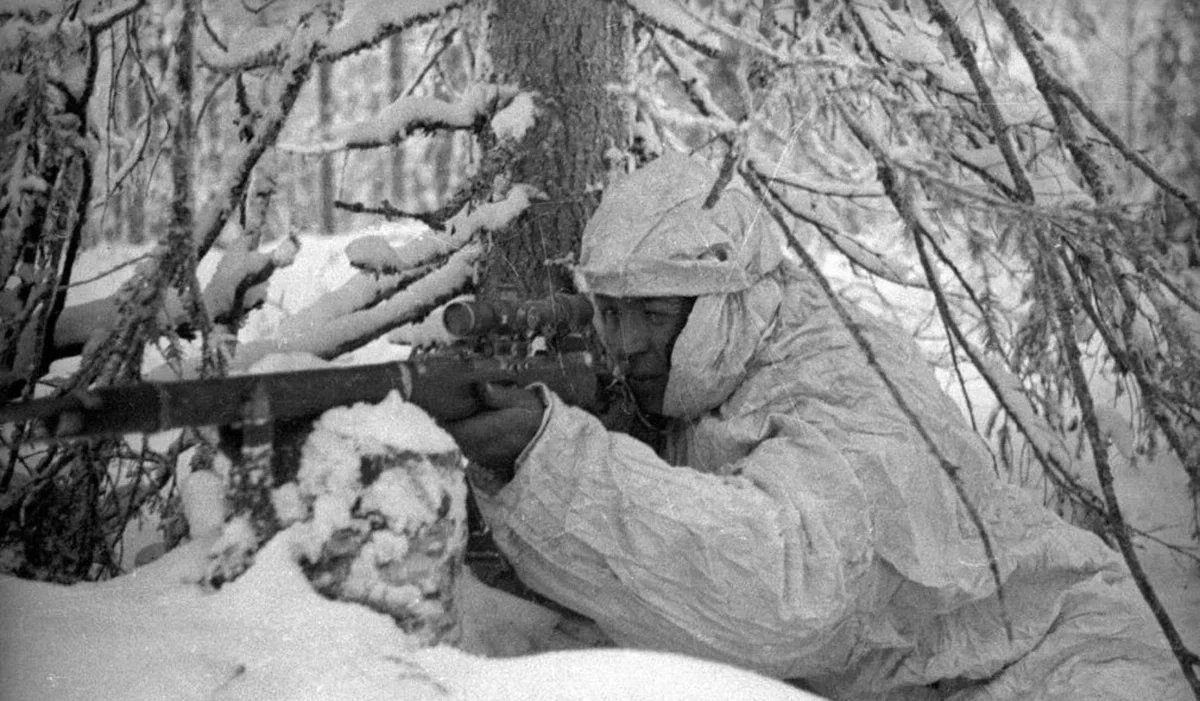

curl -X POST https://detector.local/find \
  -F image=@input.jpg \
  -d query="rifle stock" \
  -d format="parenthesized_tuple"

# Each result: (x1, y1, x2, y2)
(0, 353, 602, 441)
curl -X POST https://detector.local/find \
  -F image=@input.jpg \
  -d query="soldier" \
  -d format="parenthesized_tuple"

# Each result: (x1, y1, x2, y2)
(445, 153, 1185, 699)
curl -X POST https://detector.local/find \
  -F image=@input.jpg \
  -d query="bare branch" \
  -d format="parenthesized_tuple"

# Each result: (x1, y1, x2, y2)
(81, 0, 144, 34)
(743, 162, 1014, 641)
(202, 0, 467, 72)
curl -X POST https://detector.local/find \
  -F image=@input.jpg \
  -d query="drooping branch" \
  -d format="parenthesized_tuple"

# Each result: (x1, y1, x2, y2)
(61, 8, 329, 394)
(623, 0, 724, 57)
(653, 37, 736, 129)
(742, 163, 1014, 641)
(335, 136, 521, 229)
(923, 0, 1034, 204)
(1058, 85, 1200, 219)
(230, 243, 480, 370)
(1039, 241, 1200, 686)
(275, 84, 521, 154)
(991, 0, 1200, 498)
(193, 16, 327, 258)
(222, 182, 542, 370)
(201, 0, 467, 72)
(925, 3, 1200, 687)
(842, 142, 1111, 537)
(747, 161, 923, 288)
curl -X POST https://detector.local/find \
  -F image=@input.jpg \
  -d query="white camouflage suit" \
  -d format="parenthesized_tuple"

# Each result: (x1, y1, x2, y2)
(474, 154, 1187, 699)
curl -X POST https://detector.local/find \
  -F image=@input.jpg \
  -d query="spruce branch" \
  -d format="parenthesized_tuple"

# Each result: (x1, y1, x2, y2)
(749, 167, 925, 289)
(923, 0, 1034, 204)
(990, 0, 1199, 503)
(967, 4, 1200, 687)
(742, 163, 1014, 642)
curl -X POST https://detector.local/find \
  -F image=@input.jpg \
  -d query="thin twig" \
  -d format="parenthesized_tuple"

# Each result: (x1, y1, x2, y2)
(743, 163, 1014, 641)
(990, 0, 1200, 689)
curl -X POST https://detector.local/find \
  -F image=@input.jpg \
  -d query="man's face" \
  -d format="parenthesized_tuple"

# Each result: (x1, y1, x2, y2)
(594, 295, 695, 416)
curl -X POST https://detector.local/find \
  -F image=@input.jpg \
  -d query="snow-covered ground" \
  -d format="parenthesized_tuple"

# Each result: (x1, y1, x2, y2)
(0, 531, 815, 700)
(5, 232, 821, 701)
(4, 230, 1197, 699)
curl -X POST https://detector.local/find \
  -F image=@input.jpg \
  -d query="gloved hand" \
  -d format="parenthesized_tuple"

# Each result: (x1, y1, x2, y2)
(444, 383, 545, 492)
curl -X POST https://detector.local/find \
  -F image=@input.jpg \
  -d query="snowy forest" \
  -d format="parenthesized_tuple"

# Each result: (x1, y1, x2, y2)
(1, 0, 1198, 698)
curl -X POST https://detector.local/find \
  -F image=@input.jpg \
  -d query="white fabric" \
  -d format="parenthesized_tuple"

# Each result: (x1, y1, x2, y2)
(479, 154, 1186, 699)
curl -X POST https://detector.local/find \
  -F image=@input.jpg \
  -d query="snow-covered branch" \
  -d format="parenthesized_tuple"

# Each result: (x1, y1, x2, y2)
(232, 243, 481, 369)
(744, 159, 920, 288)
(81, 0, 145, 34)
(278, 84, 523, 154)
(653, 38, 736, 130)
(228, 182, 542, 368)
(193, 13, 328, 257)
(742, 164, 1015, 641)
(624, 0, 785, 63)
(51, 237, 298, 360)
(851, 1, 971, 95)
(624, 0, 723, 56)
(202, 0, 466, 72)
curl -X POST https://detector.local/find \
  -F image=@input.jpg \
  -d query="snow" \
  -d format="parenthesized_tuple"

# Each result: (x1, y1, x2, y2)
(346, 234, 409, 273)
(0, 382, 817, 700)
(0, 533, 820, 700)
(316, 389, 457, 456)
(490, 91, 539, 142)
(325, 0, 463, 58)
(445, 183, 547, 238)
(19, 187, 1196, 701)
(231, 242, 480, 368)
(209, 25, 290, 70)
(853, 1, 971, 93)
(297, 84, 523, 152)
(181, 469, 226, 538)
(626, 0, 723, 56)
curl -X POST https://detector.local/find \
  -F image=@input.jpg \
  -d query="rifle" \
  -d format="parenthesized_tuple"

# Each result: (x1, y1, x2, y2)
(0, 293, 609, 442)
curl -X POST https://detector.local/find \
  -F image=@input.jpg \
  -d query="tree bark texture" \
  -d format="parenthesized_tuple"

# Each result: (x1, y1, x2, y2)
(318, 60, 336, 235)
(483, 0, 630, 298)
(388, 35, 408, 206)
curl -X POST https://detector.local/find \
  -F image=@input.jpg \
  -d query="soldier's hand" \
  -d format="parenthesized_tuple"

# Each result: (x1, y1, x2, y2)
(444, 383, 544, 487)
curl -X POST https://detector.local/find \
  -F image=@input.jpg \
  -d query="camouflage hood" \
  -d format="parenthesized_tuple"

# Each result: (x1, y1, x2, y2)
(575, 153, 790, 418)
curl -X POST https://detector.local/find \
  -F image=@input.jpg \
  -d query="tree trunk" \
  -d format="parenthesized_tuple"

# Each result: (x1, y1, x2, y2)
(483, 0, 630, 298)
(318, 60, 336, 235)
(125, 45, 146, 245)
(388, 35, 408, 207)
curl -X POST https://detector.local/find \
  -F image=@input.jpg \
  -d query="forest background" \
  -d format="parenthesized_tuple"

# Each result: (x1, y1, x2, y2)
(1, 0, 1198, 695)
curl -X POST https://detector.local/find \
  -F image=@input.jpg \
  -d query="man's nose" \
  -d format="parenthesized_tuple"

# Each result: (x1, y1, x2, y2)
(613, 311, 651, 360)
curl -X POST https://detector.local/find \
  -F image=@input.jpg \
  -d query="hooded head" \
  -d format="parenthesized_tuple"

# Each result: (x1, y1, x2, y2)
(575, 152, 789, 418)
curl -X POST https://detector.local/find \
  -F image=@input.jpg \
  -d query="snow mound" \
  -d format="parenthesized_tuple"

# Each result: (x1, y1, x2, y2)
(315, 389, 456, 454)
(0, 529, 822, 700)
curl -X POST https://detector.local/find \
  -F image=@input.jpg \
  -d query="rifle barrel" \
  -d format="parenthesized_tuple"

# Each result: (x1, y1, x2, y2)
(0, 354, 599, 441)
